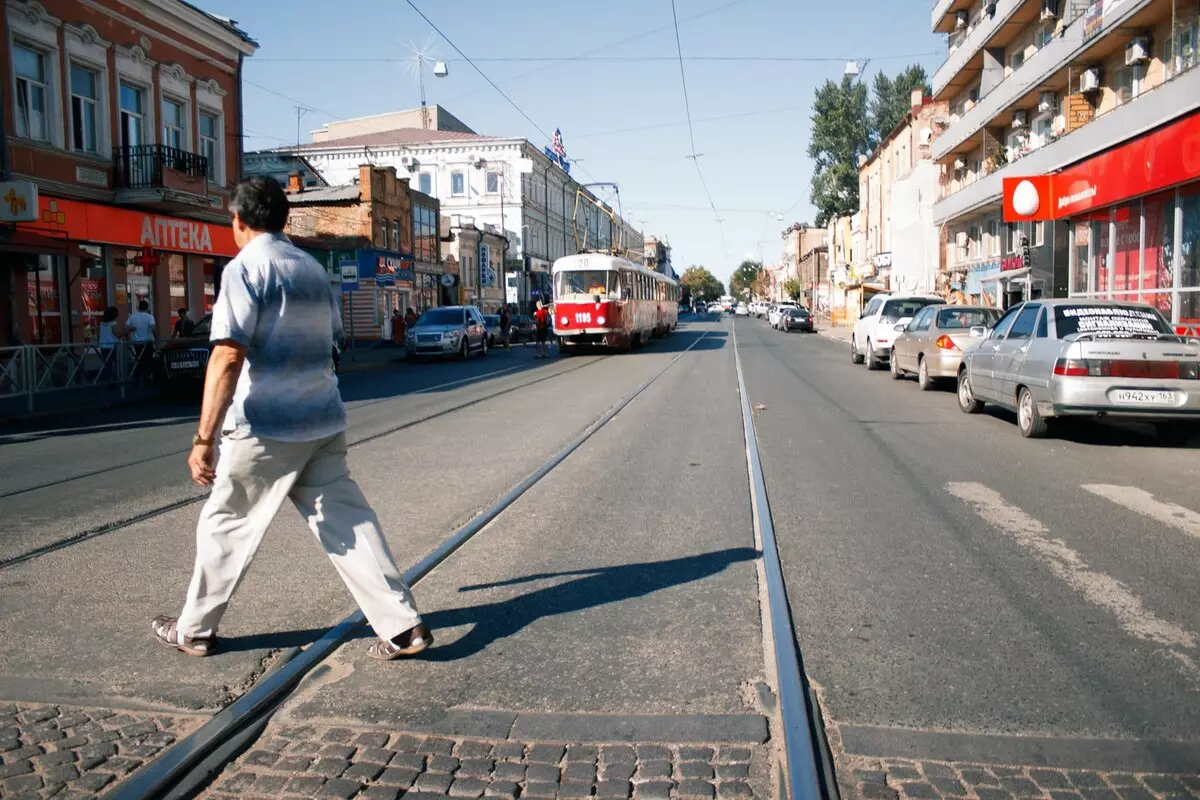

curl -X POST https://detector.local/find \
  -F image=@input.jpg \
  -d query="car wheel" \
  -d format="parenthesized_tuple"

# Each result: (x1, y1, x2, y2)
(890, 350, 903, 379)
(918, 357, 935, 391)
(1153, 420, 1197, 444)
(1017, 387, 1050, 438)
(865, 340, 880, 370)
(481, 336, 489, 357)
(851, 336, 864, 364)
(958, 370, 983, 414)
(459, 338, 470, 360)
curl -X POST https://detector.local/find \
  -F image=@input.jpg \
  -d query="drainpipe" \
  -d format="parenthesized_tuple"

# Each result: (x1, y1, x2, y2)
(235, 53, 245, 182)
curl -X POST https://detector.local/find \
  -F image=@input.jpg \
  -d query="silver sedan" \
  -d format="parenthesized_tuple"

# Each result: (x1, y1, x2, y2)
(956, 299, 1200, 440)
(890, 305, 1000, 390)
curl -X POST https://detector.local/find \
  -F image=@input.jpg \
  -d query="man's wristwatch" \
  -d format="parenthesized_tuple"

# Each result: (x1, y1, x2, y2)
(192, 435, 214, 446)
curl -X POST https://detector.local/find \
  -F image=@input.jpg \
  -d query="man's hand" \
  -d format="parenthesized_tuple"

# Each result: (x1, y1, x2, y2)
(188, 444, 217, 486)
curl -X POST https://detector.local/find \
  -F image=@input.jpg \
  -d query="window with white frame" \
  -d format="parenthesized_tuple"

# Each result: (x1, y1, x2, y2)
(968, 224, 981, 259)
(451, 171, 465, 195)
(486, 171, 501, 194)
(1034, 221, 1045, 247)
(162, 97, 186, 150)
(14, 44, 50, 141)
(988, 219, 1001, 256)
(392, 220, 401, 251)
(198, 111, 219, 181)
(119, 82, 146, 147)
(69, 63, 100, 153)
(419, 173, 432, 195)
(1113, 64, 1144, 105)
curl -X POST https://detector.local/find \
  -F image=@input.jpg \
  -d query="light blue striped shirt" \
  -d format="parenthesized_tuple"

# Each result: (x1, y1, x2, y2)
(210, 232, 347, 442)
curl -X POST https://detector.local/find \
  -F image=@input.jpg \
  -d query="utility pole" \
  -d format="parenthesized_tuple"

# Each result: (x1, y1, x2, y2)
(294, 106, 308, 147)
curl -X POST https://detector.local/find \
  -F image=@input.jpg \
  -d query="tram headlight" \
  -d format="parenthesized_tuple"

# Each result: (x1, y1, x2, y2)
(560, 316, 569, 326)
(597, 316, 606, 325)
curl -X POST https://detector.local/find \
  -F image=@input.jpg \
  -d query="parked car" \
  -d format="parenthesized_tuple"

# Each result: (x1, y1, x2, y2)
(405, 305, 489, 360)
(483, 315, 502, 346)
(768, 304, 797, 328)
(890, 305, 1000, 390)
(509, 314, 536, 343)
(851, 293, 944, 369)
(778, 306, 814, 333)
(956, 299, 1200, 440)
(735, 302, 750, 316)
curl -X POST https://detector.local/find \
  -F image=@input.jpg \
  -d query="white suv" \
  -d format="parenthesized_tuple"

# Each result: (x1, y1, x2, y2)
(851, 294, 943, 370)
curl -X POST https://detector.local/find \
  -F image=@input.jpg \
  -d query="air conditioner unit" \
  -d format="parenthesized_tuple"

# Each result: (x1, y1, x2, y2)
(953, 157, 966, 171)
(399, 155, 419, 172)
(955, 10, 968, 29)
(919, 127, 933, 145)
(1079, 67, 1101, 92)
(1012, 110, 1029, 128)
(1040, 0, 1059, 21)
(1125, 37, 1151, 65)
(1037, 91, 1059, 113)
(955, 231, 968, 247)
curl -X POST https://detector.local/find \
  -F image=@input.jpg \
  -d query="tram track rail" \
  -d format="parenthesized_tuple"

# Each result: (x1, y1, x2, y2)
(0, 355, 605, 571)
(100, 331, 711, 800)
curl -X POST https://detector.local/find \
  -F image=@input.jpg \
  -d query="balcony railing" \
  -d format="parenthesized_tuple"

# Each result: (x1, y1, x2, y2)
(113, 145, 209, 195)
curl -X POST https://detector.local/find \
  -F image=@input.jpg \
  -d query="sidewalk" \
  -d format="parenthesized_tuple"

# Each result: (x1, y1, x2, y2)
(817, 319, 852, 344)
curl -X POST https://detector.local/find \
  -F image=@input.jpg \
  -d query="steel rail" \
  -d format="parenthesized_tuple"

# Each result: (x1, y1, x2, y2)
(731, 322, 838, 800)
(103, 330, 709, 800)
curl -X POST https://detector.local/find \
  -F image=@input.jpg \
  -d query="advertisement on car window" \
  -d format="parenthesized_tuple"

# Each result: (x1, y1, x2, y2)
(1058, 305, 1163, 336)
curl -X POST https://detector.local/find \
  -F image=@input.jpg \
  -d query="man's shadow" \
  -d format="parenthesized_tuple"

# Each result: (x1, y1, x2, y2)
(385, 546, 760, 662)
(217, 547, 759, 657)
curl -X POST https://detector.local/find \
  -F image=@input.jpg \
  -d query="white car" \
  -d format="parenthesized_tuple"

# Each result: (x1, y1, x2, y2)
(735, 302, 750, 316)
(851, 293, 944, 369)
(768, 304, 797, 328)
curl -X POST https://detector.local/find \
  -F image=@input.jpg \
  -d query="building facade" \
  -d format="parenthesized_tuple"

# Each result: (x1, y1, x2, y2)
(250, 107, 643, 314)
(931, 0, 1200, 322)
(285, 164, 442, 342)
(643, 234, 675, 277)
(1, 0, 256, 347)
(443, 215, 506, 312)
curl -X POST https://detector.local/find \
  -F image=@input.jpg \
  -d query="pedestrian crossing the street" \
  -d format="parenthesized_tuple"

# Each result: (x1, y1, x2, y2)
(946, 481, 1200, 684)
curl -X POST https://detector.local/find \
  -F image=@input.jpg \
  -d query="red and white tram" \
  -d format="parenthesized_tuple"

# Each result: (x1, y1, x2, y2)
(552, 253, 679, 352)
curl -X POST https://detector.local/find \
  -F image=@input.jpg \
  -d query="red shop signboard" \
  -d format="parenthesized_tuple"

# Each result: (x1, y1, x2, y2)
(1004, 109, 1200, 222)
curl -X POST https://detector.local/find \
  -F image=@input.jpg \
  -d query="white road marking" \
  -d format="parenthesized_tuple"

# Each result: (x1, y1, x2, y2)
(946, 482, 1197, 660)
(1081, 484, 1200, 541)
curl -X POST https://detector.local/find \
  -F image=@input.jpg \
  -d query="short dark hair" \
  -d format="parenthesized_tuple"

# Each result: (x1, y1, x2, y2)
(230, 176, 289, 232)
(178, 307, 189, 316)
(138, 300, 150, 312)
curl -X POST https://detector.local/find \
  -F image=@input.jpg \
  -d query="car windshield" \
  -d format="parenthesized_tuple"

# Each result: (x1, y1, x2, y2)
(417, 309, 465, 326)
(786, 308, 809, 317)
(191, 315, 212, 337)
(1053, 304, 1174, 338)
(555, 270, 620, 299)
(937, 308, 999, 329)
(882, 299, 939, 322)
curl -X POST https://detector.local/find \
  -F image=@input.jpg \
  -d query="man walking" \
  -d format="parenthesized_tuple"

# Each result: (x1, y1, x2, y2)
(173, 307, 195, 339)
(534, 300, 550, 358)
(127, 300, 157, 382)
(152, 177, 430, 661)
(499, 305, 512, 349)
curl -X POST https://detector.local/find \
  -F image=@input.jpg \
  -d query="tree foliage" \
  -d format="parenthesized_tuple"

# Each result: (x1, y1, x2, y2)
(870, 64, 931, 145)
(729, 259, 763, 301)
(681, 265, 725, 301)
(782, 278, 805, 302)
(807, 75, 870, 227)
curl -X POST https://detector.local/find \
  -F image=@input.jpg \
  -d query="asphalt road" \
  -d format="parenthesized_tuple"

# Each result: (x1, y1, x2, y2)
(2, 312, 1198, 799)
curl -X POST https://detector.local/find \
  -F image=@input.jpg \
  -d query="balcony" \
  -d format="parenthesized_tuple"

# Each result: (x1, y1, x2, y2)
(933, 57, 1200, 223)
(933, 0, 1152, 161)
(934, 0, 975, 33)
(933, 0, 1044, 99)
(113, 145, 210, 209)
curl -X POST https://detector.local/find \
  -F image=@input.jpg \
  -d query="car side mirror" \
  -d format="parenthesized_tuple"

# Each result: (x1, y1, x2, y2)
(970, 325, 987, 337)
(894, 323, 907, 332)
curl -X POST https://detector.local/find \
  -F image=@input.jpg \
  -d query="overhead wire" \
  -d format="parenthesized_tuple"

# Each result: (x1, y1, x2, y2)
(667, 0, 728, 257)
(251, 52, 941, 65)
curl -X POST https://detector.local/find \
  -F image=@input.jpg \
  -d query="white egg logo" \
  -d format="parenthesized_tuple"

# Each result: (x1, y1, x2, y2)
(1012, 180, 1040, 217)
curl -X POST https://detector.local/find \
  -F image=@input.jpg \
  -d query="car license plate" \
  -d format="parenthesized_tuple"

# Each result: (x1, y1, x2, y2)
(1110, 389, 1176, 405)
(174, 360, 199, 369)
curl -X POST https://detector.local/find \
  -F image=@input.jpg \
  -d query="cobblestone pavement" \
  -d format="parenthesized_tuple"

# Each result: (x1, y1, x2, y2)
(204, 723, 769, 800)
(836, 756, 1200, 800)
(0, 702, 200, 799)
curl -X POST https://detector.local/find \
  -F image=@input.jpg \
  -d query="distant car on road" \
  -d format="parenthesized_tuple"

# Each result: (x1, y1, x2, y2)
(483, 315, 502, 346)
(406, 305, 489, 360)
(778, 306, 814, 333)
(890, 305, 1000, 390)
(736, 302, 749, 316)
(851, 293, 944, 370)
(768, 304, 796, 328)
(509, 314, 536, 343)
(956, 299, 1200, 440)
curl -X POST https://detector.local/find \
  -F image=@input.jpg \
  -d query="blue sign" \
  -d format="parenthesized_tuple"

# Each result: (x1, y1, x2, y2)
(358, 249, 415, 285)
(339, 257, 360, 292)
(965, 261, 1002, 295)
(544, 147, 571, 174)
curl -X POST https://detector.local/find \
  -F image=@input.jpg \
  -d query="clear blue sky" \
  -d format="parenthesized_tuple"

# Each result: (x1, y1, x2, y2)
(201, 0, 942, 287)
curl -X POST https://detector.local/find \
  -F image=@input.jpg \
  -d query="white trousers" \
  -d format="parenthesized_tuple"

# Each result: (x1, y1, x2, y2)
(176, 431, 421, 642)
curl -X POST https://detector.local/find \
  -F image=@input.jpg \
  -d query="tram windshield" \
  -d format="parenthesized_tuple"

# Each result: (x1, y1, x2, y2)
(556, 270, 621, 300)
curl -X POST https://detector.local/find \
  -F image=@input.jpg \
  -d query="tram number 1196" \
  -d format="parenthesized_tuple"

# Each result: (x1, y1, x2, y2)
(575, 312, 593, 324)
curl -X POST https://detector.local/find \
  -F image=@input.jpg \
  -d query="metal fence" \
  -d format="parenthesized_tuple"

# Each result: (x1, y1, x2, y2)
(0, 342, 159, 414)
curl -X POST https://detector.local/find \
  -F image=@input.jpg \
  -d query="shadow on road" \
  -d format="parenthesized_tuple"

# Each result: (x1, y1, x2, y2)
(212, 547, 759, 656)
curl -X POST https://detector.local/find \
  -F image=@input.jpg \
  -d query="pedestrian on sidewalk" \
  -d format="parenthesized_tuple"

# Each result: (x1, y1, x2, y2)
(151, 176, 431, 661)
(534, 300, 551, 358)
(127, 300, 157, 383)
(499, 305, 512, 349)
(173, 307, 195, 339)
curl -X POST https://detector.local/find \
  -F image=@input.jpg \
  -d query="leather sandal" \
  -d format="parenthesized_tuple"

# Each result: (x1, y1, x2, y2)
(151, 615, 215, 657)
(366, 623, 433, 661)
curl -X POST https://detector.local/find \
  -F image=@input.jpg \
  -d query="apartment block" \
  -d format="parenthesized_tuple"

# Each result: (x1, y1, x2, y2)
(931, 0, 1200, 325)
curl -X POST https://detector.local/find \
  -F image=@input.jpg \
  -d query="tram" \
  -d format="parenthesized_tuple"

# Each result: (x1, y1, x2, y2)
(552, 253, 680, 352)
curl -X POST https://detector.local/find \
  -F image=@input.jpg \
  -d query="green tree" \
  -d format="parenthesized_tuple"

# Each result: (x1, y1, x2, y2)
(808, 75, 870, 226)
(681, 265, 725, 301)
(782, 277, 805, 303)
(729, 259, 763, 302)
(870, 64, 932, 145)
